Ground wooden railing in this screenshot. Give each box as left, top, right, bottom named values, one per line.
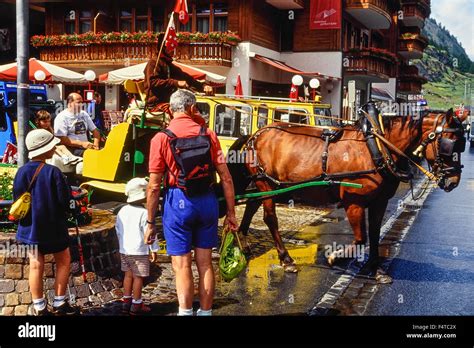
left=38, top=41, right=233, bottom=67
left=398, top=80, right=423, bottom=94
left=174, top=42, right=233, bottom=67
left=345, top=0, right=390, bottom=14
left=398, top=65, right=427, bottom=94
left=402, top=3, right=429, bottom=19
left=400, top=65, right=420, bottom=76
left=344, top=49, right=396, bottom=80
left=399, top=35, right=428, bottom=54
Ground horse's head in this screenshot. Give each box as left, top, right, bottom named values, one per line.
left=420, top=109, right=466, bottom=192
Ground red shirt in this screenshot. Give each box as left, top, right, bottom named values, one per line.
left=149, top=112, right=224, bottom=186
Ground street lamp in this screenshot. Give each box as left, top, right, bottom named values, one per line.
left=292, top=75, right=304, bottom=87
left=84, top=70, right=96, bottom=90
left=290, top=75, right=303, bottom=101
left=33, top=70, right=46, bottom=83
left=309, top=78, right=320, bottom=101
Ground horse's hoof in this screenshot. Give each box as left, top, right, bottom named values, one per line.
left=282, top=262, right=298, bottom=273
left=375, top=269, right=392, bottom=284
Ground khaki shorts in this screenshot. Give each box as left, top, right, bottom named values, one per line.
left=120, top=254, right=150, bottom=277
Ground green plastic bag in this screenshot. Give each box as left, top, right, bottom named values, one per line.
left=219, top=227, right=247, bottom=282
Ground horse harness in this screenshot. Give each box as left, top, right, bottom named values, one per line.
left=245, top=108, right=465, bottom=189
left=246, top=123, right=377, bottom=187
left=412, top=112, right=465, bottom=178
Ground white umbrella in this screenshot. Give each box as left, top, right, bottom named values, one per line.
left=0, top=58, right=86, bottom=83
left=99, top=62, right=226, bottom=85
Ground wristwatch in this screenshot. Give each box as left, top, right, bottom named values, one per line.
left=146, top=220, right=156, bottom=225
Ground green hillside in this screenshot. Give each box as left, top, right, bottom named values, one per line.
left=416, top=18, right=473, bottom=110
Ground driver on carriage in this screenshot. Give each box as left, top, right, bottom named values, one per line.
left=143, top=33, right=214, bottom=126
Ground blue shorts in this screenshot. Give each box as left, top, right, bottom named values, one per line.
left=162, top=188, right=219, bottom=256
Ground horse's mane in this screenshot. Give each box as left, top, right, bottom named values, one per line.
left=381, top=115, right=422, bottom=131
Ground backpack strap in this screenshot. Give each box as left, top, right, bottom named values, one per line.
left=26, top=163, right=45, bottom=193
left=162, top=129, right=177, bottom=138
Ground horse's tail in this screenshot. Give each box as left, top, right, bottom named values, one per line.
left=217, top=135, right=252, bottom=217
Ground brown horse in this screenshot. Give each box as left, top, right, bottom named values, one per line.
left=227, top=106, right=467, bottom=278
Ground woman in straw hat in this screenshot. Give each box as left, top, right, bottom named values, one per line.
left=13, top=129, right=78, bottom=316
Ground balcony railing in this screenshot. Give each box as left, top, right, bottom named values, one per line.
left=344, top=48, right=397, bottom=82
left=401, top=0, right=431, bottom=27
left=398, top=35, right=428, bottom=60
left=265, top=0, right=304, bottom=9
left=345, top=0, right=391, bottom=29
left=398, top=64, right=427, bottom=94
left=37, top=41, right=233, bottom=67
left=174, top=42, right=233, bottom=67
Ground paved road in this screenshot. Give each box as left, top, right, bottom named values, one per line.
left=212, top=177, right=420, bottom=316
left=365, top=144, right=474, bottom=315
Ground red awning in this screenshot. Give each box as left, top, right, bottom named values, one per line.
left=253, top=54, right=341, bottom=81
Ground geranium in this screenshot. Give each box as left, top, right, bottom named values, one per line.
left=31, top=31, right=241, bottom=47
left=347, top=47, right=399, bottom=63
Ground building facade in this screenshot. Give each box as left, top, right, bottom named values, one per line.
left=24, top=0, right=430, bottom=116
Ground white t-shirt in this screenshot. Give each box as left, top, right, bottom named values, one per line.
left=115, top=204, right=159, bottom=256
left=54, top=109, right=97, bottom=143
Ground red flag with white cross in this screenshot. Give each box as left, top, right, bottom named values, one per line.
left=174, top=0, right=189, bottom=25
left=165, top=16, right=178, bottom=54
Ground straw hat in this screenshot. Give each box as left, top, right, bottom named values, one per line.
left=26, top=129, right=60, bottom=159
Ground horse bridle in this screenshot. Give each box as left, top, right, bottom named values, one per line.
left=413, top=113, right=466, bottom=180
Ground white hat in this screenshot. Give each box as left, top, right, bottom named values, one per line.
left=26, top=129, right=60, bottom=160
left=125, top=177, right=148, bottom=203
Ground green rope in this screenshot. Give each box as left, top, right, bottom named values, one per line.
left=219, top=180, right=363, bottom=202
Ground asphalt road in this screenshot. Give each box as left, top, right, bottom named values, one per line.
left=365, top=143, right=474, bottom=315
left=212, top=173, right=420, bottom=315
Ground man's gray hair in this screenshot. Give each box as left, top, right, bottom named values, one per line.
left=169, top=89, right=196, bottom=113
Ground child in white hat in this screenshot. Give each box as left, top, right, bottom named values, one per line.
left=115, top=177, right=159, bottom=315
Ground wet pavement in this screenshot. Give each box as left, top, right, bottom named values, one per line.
left=82, top=155, right=449, bottom=316
left=365, top=144, right=474, bottom=315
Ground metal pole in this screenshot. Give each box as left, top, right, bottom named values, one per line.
left=16, top=0, right=29, bottom=167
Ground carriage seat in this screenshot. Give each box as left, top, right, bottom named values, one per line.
left=82, top=122, right=133, bottom=182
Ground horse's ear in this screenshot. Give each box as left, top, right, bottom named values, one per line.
left=458, top=110, right=469, bottom=123
left=446, top=108, right=454, bottom=123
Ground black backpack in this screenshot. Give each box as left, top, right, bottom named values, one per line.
left=162, top=127, right=216, bottom=197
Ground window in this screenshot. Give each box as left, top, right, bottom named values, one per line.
left=135, top=8, right=149, bottom=32
left=65, top=9, right=76, bottom=34
left=152, top=7, right=164, bottom=32
left=120, top=9, right=133, bottom=32
left=196, top=102, right=210, bottom=125
left=197, top=5, right=210, bottom=33
left=274, top=108, right=308, bottom=124
left=213, top=3, right=228, bottom=32
left=257, top=106, right=268, bottom=129
left=314, top=108, right=337, bottom=126
left=214, top=105, right=252, bottom=137
left=79, top=10, right=92, bottom=33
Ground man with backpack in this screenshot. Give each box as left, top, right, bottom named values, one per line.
left=145, top=89, right=238, bottom=316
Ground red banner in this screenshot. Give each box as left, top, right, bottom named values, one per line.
left=310, top=0, right=341, bottom=30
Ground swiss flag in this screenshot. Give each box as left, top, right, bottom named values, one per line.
left=289, top=84, right=298, bottom=101
left=174, top=0, right=189, bottom=25
left=165, top=16, right=178, bottom=54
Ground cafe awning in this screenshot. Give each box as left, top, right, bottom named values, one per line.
left=0, top=58, right=86, bottom=83
left=252, top=54, right=341, bottom=81
left=99, top=62, right=226, bottom=85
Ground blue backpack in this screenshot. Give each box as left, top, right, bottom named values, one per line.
left=162, top=127, right=216, bottom=196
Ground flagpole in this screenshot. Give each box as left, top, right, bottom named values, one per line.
left=153, top=12, right=175, bottom=73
